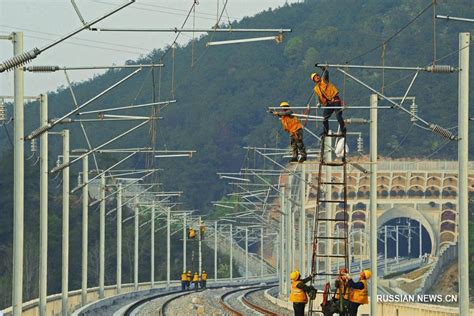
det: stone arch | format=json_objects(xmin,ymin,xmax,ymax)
[{"xmin": 378, "ymin": 206, "xmax": 437, "ymax": 255}]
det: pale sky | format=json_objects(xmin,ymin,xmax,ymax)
[{"xmin": 0, "ymin": 0, "xmax": 300, "ymax": 96}]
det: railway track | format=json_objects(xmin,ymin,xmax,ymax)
[
  {"xmin": 219, "ymin": 285, "xmax": 279, "ymax": 316},
  {"xmin": 124, "ymin": 282, "xmax": 276, "ymax": 315}
]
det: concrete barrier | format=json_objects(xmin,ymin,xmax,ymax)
[
  {"xmin": 415, "ymin": 242, "xmax": 457, "ymax": 295},
  {"xmin": 1, "ymin": 275, "xmax": 277, "ymax": 316}
]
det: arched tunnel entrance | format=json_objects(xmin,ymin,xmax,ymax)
[{"xmin": 377, "ymin": 217, "xmax": 433, "ymax": 259}]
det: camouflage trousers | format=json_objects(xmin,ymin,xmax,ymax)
[{"xmin": 290, "ymin": 129, "xmax": 307, "ymax": 159}]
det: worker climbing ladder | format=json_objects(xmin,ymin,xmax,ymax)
[{"xmin": 308, "ymin": 132, "xmax": 350, "ymax": 315}]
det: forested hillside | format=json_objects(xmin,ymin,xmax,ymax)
[{"xmin": 0, "ymin": 0, "xmax": 473, "ymax": 307}]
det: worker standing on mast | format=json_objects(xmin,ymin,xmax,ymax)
[
  {"xmin": 311, "ymin": 66, "xmax": 346, "ymax": 135},
  {"xmin": 270, "ymin": 101, "xmax": 307, "ymax": 163}
]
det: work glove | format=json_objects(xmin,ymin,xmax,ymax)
[{"xmin": 308, "ymin": 287, "xmax": 317, "ymax": 300}]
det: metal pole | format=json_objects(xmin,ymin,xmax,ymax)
[
  {"xmin": 116, "ymin": 184, "xmax": 122, "ymax": 294},
  {"xmin": 61, "ymin": 130, "xmax": 70, "ymax": 316},
  {"xmin": 325, "ymin": 136, "xmax": 332, "ymax": 282},
  {"xmin": 91, "ymin": 27, "xmax": 292, "ymax": 32},
  {"xmin": 286, "ymin": 177, "xmax": 292, "ymax": 296},
  {"xmin": 370, "ymin": 94, "xmax": 378, "ymax": 315},
  {"xmin": 396, "ymin": 225, "xmax": 399, "ymax": 264},
  {"xmin": 359, "ymin": 229, "xmax": 363, "ymax": 272},
  {"xmin": 291, "ymin": 206, "xmax": 296, "ymax": 272},
  {"xmin": 81, "ymin": 155, "xmax": 88, "ymax": 305},
  {"xmin": 198, "ymin": 217, "xmax": 202, "ymax": 276},
  {"xmin": 280, "ymin": 186, "xmax": 286, "ymax": 296},
  {"xmin": 384, "ymin": 226, "xmax": 388, "ymax": 274},
  {"xmin": 183, "ymin": 213, "xmax": 187, "ymax": 272},
  {"xmin": 260, "ymin": 227, "xmax": 264, "ymax": 277},
  {"xmin": 167, "ymin": 207, "xmax": 171, "ymax": 287},
  {"xmin": 214, "ymin": 221, "xmax": 218, "ymax": 280},
  {"xmin": 134, "ymin": 198, "xmax": 139, "ymax": 291},
  {"xmin": 245, "ymin": 227, "xmax": 249, "ymax": 280},
  {"xmin": 151, "ymin": 205, "xmax": 155, "ymax": 287},
  {"xmin": 99, "ymin": 174, "xmax": 105, "ymax": 298},
  {"xmin": 39, "ymin": 94, "xmax": 48, "ymax": 316},
  {"xmin": 419, "ymin": 221, "xmax": 422, "ymax": 257},
  {"xmin": 299, "ymin": 164, "xmax": 306, "ymax": 275},
  {"xmin": 408, "ymin": 220, "xmax": 411, "ymax": 255},
  {"xmin": 229, "ymin": 224, "xmax": 233, "ymax": 281},
  {"xmin": 307, "ymin": 220, "xmax": 312, "ymax": 276},
  {"xmin": 458, "ymin": 32, "xmax": 470, "ymax": 316},
  {"xmin": 12, "ymin": 32, "xmax": 24, "ymax": 316}
]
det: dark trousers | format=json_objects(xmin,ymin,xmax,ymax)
[
  {"xmin": 290, "ymin": 129, "xmax": 307, "ymax": 159},
  {"xmin": 347, "ymin": 301, "xmax": 361, "ymax": 316},
  {"xmin": 201, "ymin": 280, "xmax": 206, "ymax": 288},
  {"xmin": 322, "ymin": 101, "xmax": 345, "ymax": 134},
  {"xmin": 181, "ymin": 281, "xmax": 186, "ymax": 291},
  {"xmin": 194, "ymin": 281, "xmax": 199, "ymax": 291},
  {"xmin": 293, "ymin": 302, "xmax": 306, "ymax": 316}
]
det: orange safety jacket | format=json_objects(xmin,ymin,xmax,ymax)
[
  {"xmin": 334, "ymin": 278, "xmax": 349, "ymax": 300},
  {"xmin": 192, "ymin": 274, "xmax": 199, "ymax": 282},
  {"xmin": 201, "ymin": 273, "xmax": 207, "ymax": 281},
  {"xmin": 289, "ymin": 280, "xmax": 308, "ymax": 303},
  {"xmin": 181, "ymin": 273, "xmax": 188, "ymax": 281},
  {"xmin": 349, "ymin": 279, "xmax": 368, "ymax": 304},
  {"xmin": 314, "ymin": 79, "xmax": 339, "ymax": 106},
  {"xmin": 186, "ymin": 272, "xmax": 192, "ymax": 281},
  {"xmin": 280, "ymin": 115, "xmax": 302, "ymax": 135}
]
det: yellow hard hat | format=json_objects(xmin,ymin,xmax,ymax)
[
  {"xmin": 290, "ymin": 270, "xmax": 300, "ymax": 281},
  {"xmin": 311, "ymin": 73, "xmax": 318, "ymax": 81},
  {"xmin": 280, "ymin": 101, "xmax": 290, "ymax": 107},
  {"xmin": 362, "ymin": 270, "xmax": 372, "ymax": 279}
]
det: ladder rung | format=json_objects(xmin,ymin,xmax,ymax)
[
  {"xmin": 324, "ymin": 133, "xmax": 346, "ymax": 138},
  {"xmin": 321, "ymin": 181, "xmax": 345, "ymax": 185},
  {"xmin": 320, "ymin": 200, "xmax": 345, "ymax": 203},
  {"xmin": 315, "ymin": 236, "xmax": 348, "ymax": 240},
  {"xmin": 314, "ymin": 273, "xmax": 342, "ymax": 276},
  {"xmin": 315, "ymin": 218, "xmax": 341, "ymax": 222},
  {"xmin": 322, "ymin": 161, "xmax": 345, "ymax": 166}
]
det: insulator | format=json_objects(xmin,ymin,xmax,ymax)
[
  {"xmin": 56, "ymin": 158, "xmax": 61, "ymax": 167},
  {"xmin": 30, "ymin": 139, "xmax": 37, "ymax": 153},
  {"xmin": 26, "ymin": 65, "xmax": 60, "ymax": 72},
  {"xmin": 0, "ymin": 102, "xmax": 7, "ymax": 123},
  {"xmin": 425, "ymin": 65, "xmax": 455, "ymax": 73},
  {"xmin": 0, "ymin": 48, "xmax": 40, "ymax": 73},
  {"xmin": 345, "ymin": 118, "xmax": 369, "ymax": 125},
  {"xmin": 410, "ymin": 103, "xmax": 418, "ymax": 122},
  {"xmin": 275, "ymin": 33, "xmax": 284, "ymax": 44},
  {"xmin": 27, "ymin": 122, "xmax": 52, "ymax": 140},
  {"xmin": 429, "ymin": 124, "xmax": 457, "ymax": 140},
  {"xmin": 357, "ymin": 135, "xmax": 364, "ymax": 154},
  {"xmin": 77, "ymin": 174, "xmax": 82, "ymax": 187}
]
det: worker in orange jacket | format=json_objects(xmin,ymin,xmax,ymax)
[
  {"xmin": 271, "ymin": 101, "xmax": 307, "ymax": 163},
  {"xmin": 311, "ymin": 66, "xmax": 346, "ymax": 136},
  {"xmin": 346, "ymin": 270, "xmax": 371, "ymax": 316},
  {"xmin": 200, "ymin": 270, "xmax": 208, "ymax": 289},
  {"xmin": 192, "ymin": 272, "xmax": 200, "ymax": 291},
  {"xmin": 289, "ymin": 270, "xmax": 316, "ymax": 316},
  {"xmin": 180, "ymin": 271, "xmax": 188, "ymax": 291}
]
